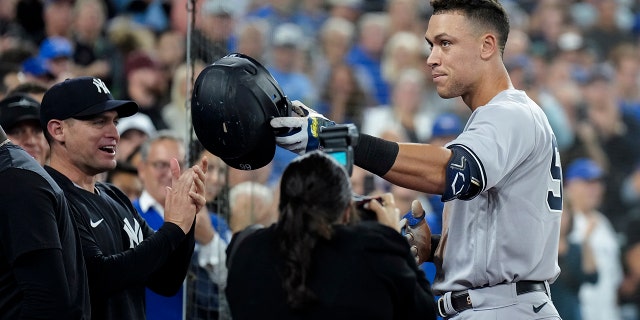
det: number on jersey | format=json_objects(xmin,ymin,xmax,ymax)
[{"xmin": 547, "ymin": 138, "xmax": 563, "ymax": 212}]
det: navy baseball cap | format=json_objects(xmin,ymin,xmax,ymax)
[
  {"xmin": 431, "ymin": 113, "xmax": 462, "ymax": 138},
  {"xmin": 0, "ymin": 93, "xmax": 41, "ymax": 131},
  {"xmin": 38, "ymin": 37, "xmax": 73, "ymax": 60},
  {"xmin": 40, "ymin": 77, "xmax": 138, "ymax": 129},
  {"xmin": 565, "ymin": 158, "xmax": 604, "ymax": 182}
]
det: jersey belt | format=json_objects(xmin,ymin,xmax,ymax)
[{"xmin": 437, "ymin": 281, "xmax": 548, "ymax": 318}]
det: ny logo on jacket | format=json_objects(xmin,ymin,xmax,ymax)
[{"xmin": 123, "ymin": 217, "xmax": 143, "ymax": 248}]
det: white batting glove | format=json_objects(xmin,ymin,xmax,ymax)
[{"xmin": 269, "ymin": 100, "xmax": 335, "ymax": 155}]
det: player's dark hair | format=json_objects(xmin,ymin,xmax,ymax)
[
  {"xmin": 430, "ymin": 0, "xmax": 510, "ymax": 56},
  {"xmin": 276, "ymin": 151, "xmax": 352, "ymax": 310},
  {"xmin": 40, "ymin": 108, "xmax": 57, "ymax": 143}
]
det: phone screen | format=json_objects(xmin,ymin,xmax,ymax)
[{"xmin": 327, "ymin": 150, "xmax": 348, "ymax": 167}]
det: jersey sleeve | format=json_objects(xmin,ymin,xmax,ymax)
[
  {"xmin": 73, "ymin": 184, "xmax": 193, "ymax": 298},
  {"xmin": 448, "ymin": 104, "xmax": 536, "ymax": 189},
  {"xmin": 79, "ymin": 218, "xmax": 188, "ymax": 298},
  {"xmin": 0, "ymin": 169, "xmax": 61, "ymax": 262},
  {"xmin": 146, "ymin": 222, "xmax": 196, "ymax": 296}
]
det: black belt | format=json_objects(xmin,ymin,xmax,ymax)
[{"xmin": 437, "ymin": 281, "xmax": 548, "ymax": 318}]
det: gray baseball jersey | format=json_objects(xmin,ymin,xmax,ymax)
[{"xmin": 433, "ymin": 89, "xmax": 562, "ymax": 295}]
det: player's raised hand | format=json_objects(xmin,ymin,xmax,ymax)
[
  {"xmin": 402, "ymin": 200, "xmax": 432, "ymax": 265},
  {"xmin": 164, "ymin": 158, "xmax": 201, "ymax": 234},
  {"xmin": 269, "ymin": 100, "xmax": 335, "ymax": 155},
  {"xmin": 189, "ymin": 156, "xmax": 208, "ymax": 214}
]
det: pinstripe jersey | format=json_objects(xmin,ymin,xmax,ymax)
[{"xmin": 433, "ymin": 89, "xmax": 562, "ymax": 295}]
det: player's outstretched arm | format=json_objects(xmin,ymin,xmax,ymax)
[
  {"xmin": 385, "ymin": 143, "xmax": 451, "ymax": 194},
  {"xmin": 354, "ymin": 134, "xmax": 452, "ymax": 195}
]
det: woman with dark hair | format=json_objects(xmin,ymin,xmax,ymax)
[{"xmin": 225, "ymin": 151, "xmax": 436, "ymax": 319}]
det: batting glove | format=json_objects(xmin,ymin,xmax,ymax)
[{"xmin": 269, "ymin": 100, "xmax": 335, "ymax": 155}]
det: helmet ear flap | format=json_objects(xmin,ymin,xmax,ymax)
[{"xmin": 191, "ymin": 53, "xmax": 288, "ymax": 171}]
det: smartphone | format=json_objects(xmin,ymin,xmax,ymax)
[{"xmin": 352, "ymin": 194, "xmax": 383, "ymax": 221}]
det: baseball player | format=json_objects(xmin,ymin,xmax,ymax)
[
  {"xmin": 270, "ymin": 1, "xmax": 563, "ymax": 319},
  {"xmin": 39, "ymin": 77, "xmax": 207, "ymax": 320}
]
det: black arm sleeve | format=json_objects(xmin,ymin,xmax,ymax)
[
  {"xmin": 81, "ymin": 221, "xmax": 188, "ymax": 298},
  {"xmin": 13, "ymin": 249, "xmax": 72, "ymax": 319},
  {"xmin": 66, "ymin": 182, "xmax": 194, "ymax": 299},
  {"xmin": 146, "ymin": 219, "xmax": 196, "ymax": 296},
  {"xmin": 353, "ymin": 134, "xmax": 399, "ymax": 177}
]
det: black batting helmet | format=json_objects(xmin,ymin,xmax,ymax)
[{"xmin": 191, "ymin": 53, "xmax": 291, "ymax": 170}]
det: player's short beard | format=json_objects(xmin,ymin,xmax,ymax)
[{"xmin": 436, "ymin": 79, "xmax": 466, "ymax": 100}]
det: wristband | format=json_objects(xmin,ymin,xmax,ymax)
[
  {"xmin": 402, "ymin": 210, "xmax": 426, "ymax": 228},
  {"xmin": 353, "ymin": 134, "xmax": 399, "ymax": 177}
]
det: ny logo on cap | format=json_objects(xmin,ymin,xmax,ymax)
[{"xmin": 92, "ymin": 78, "xmax": 111, "ymax": 95}]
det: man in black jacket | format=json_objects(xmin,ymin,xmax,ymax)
[
  {"xmin": 39, "ymin": 76, "xmax": 206, "ymax": 320},
  {"xmin": 0, "ymin": 124, "xmax": 90, "ymax": 319}
]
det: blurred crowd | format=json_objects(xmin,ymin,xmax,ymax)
[{"xmin": 2, "ymin": 0, "xmax": 640, "ymax": 319}]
